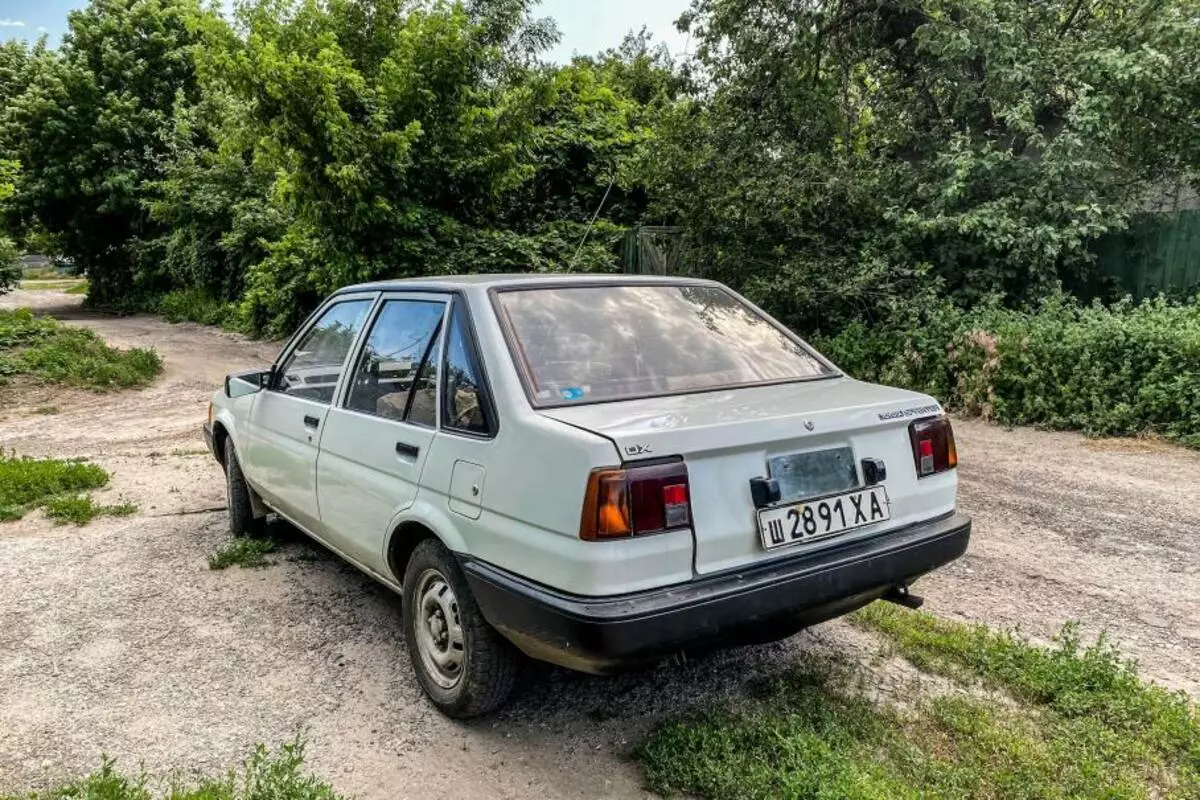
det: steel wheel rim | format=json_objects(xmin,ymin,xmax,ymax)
[{"xmin": 412, "ymin": 568, "xmax": 465, "ymax": 689}]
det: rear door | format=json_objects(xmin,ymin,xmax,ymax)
[
  {"xmin": 315, "ymin": 293, "xmax": 449, "ymax": 571},
  {"xmin": 243, "ymin": 295, "xmax": 376, "ymax": 533}
]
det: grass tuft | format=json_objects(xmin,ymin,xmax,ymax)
[
  {"xmin": 0, "ymin": 452, "xmax": 108, "ymax": 512},
  {"xmin": 0, "ymin": 738, "xmax": 342, "ymax": 800},
  {"xmin": 43, "ymin": 494, "xmax": 137, "ymax": 525},
  {"xmin": 637, "ymin": 607, "xmax": 1200, "ymax": 799},
  {"xmin": 0, "ymin": 308, "xmax": 162, "ymax": 390},
  {"xmin": 208, "ymin": 536, "xmax": 278, "ymax": 570},
  {"xmin": 0, "ymin": 453, "xmax": 135, "ymax": 525}
]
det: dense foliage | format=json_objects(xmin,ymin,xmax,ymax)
[
  {"xmin": 819, "ymin": 295, "xmax": 1200, "ymax": 446},
  {"xmin": 639, "ymin": 0, "xmax": 1200, "ymax": 331},
  {"xmin": 0, "ymin": 0, "xmax": 1197, "ymax": 437}
]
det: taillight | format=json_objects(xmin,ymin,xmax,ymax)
[
  {"xmin": 580, "ymin": 460, "xmax": 692, "ymax": 540},
  {"xmin": 909, "ymin": 416, "xmax": 958, "ymax": 478}
]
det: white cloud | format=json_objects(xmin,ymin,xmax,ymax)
[
  {"xmin": 37, "ymin": 26, "xmax": 47, "ymax": 32},
  {"xmin": 0, "ymin": 19, "xmax": 27, "ymax": 27}
]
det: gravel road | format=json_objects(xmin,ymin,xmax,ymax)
[{"xmin": 2, "ymin": 287, "xmax": 1197, "ymax": 798}]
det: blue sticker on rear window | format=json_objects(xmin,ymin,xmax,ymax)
[{"xmin": 559, "ymin": 387, "xmax": 585, "ymax": 401}]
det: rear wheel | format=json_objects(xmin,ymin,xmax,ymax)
[
  {"xmin": 223, "ymin": 438, "xmax": 263, "ymax": 537},
  {"xmin": 402, "ymin": 538, "xmax": 519, "ymax": 717}
]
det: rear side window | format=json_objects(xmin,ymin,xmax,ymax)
[
  {"xmin": 442, "ymin": 303, "xmax": 493, "ymax": 436},
  {"xmin": 495, "ymin": 284, "xmax": 834, "ymax": 406},
  {"xmin": 345, "ymin": 300, "xmax": 445, "ymax": 425}
]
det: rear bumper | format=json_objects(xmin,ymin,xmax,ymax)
[{"xmin": 463, "ymin": 513, "xmax": 971, "ymax": 673}]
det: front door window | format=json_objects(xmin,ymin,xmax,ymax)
[{"xmin": 275, "ymin": 300, "xmax": 373, "ymax": 404}]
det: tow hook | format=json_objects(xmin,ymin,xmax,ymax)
[{"xmin": 882, "ymin": 585, "xmax": 924, "ymax": 610}]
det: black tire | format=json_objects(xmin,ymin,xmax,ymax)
[
  {"xmin": 402, "ymin": 538, "xmax": 519, "ymax": 718},
  {"xmin": 223, "ymin": 438, "xmax": 263, "ymax": 537}
]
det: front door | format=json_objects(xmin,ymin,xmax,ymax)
[
  {"xmin": 243, "ymin": 296, "xmax": 375, "ymax": 533},
  {"xmin": 316, "ymin": 295, "xmax": 449, "ymax": 570}
]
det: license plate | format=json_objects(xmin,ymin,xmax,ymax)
[{"xmin": 758, "ymin": 486, "xmax": 890, "ymax": 550}]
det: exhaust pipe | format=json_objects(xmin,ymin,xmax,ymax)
[{"xmin": 882, "ymin": 585, "xmax": 924, "ymax": 610}]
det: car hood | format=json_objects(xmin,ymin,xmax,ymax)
[{"xmin": 538, "ymin": 377, "xmax": 943, "ymax": 458}]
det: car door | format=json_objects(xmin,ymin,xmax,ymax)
[
  {"xmin": 243, "ymin": 295, "xmax": 376, "ymax": 533},
  {"xmin": 416, "ymin": 298, "xmax": 499, "ymax": 550},
  {"xmin": 315, "ymin": 294, "xmax": 449, "ymax": 570}
]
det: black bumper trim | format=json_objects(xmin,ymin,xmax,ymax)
[{"xmin": 463, "ymin": 513, "xmax": 971, "ymax": 673}]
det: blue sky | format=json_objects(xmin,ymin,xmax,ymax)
[{"xmin": 0, "ymin": 0, "xmax": 692, "ymax": 61}]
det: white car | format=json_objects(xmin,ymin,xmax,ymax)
[{"xmin": 204, "ymin": 275, "xmax": 970, "ymax": 716}]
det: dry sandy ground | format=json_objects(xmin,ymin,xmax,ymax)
[{"xmin": 1, "ymin": 287, "xmax": 1197, "ymax": 798}]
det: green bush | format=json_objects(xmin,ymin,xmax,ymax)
[
  {"xmin": 158, "ymin": 287, "xmax": 241, "ymax": 329},
  {"xmin": 817, "ymin": 294, "xmax": 1200, "ymax": 447}
]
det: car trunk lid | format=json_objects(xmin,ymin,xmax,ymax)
[{"xmin": 540, "ymin": 377, "xmax": 957, "ymax": 575}]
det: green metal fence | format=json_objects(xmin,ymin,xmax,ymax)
[{"xmin": 1093, "ymin": 210, "xmax": 1200, "ymax": 297}]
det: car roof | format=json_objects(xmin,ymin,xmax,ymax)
[{"xmin": 334, "ymin": 273, "xmax": 720, "ymax": 294}]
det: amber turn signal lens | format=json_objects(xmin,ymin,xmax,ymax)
[
  {"xmin": 581, "ymin": 469, "xmax": 632, "ymax": 540},
  {"xmin": 580, "ymin": 460, "xmax": 693, "ymax": 540}
]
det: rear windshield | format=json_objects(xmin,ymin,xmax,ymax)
[{"xmin": 495, "ymin": 284, "xmax": 836, "ymax": 406}]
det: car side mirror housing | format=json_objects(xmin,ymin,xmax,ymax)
[{"xmin": 224, "ymin": 367, "xmax": 272, "ymax": 399}]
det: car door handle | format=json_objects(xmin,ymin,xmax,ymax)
[
  {"xmin": 395, "ymin": 442, "xmax": 420, "ymax": 458},
  {"xmin": 303, "ymin": 415, "xmax": 320, "ymax": 429}
]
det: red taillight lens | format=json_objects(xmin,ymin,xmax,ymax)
[
  {"xmin": 581, "ymin": 460, "xmax": 692, "ymax": 540},
  {"xmin": 909, "ymin": 416, "xmax": 958, "ymax": 478}
]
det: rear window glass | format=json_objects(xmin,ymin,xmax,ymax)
[{"xmin": 495, "ymin": 284, "xmax": 835, "ymax": 405}]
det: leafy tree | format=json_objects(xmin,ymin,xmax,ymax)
[
  {"xmin": 3, "ymin": 0, "xmax": 207, "ymax": 304},
  {"xmin": 640, "ymin": 0, "xmax": 1200, "ymax": 332},
  {"xmin": 0, "ymin": 160, "xmax": 19, "ymax": 291},
  {"xmin": 192, "ymin": 0, "xmax": 677, "ymax": 334}
]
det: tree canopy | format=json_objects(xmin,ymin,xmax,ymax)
[{"xmin": 0, "ymin": 0, "xmax": 1196, "ymax": 331}]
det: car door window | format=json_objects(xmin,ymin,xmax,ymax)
[
  {"xmin": 442, "ymin": 303, "xmax": 493, "ymax": 436},
  {"xmin": 345, "ymin": 300, "xmax": 446, "ymax": 425},
  {"xmin": 275, "ymin": 300, "xmax": 373, "ymax": 403}
]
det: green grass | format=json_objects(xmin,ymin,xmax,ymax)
[
  {"xmin": 0, "ymin": 452, "xmax": 109, "ymax": 519},
  {"xmin": 18, "ymin": 279, "xmax": 84, "ymax": 291},
  {"xmin": 208, "ymin": 536, "xmax": 279, "ymax": 570},
  {"xmin": 0, "ymin": 308, "xmax": 162, "ymax": 390},
  {"xmin": 0, "ymin": 453, "xmax": 135, "ymax": 525},
  {"xmin": 636, "ymin": 606, "xmax": 1200, "ymax": 799},
  {"xmin": 43, "ymin": 494, "xmax": 137, "ymax": 525},
  {"xmin": 852, "ymin": 603, "xmax": 1200, "ymax": 773},
  {"xmin": 0, "ymin": 739, "xmax": 342, "ymax": 800},
  {"xmin": 64, "ymin": 280, "xmax": 89, "ymax": 295}
]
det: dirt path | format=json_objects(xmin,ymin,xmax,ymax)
[{"xmin": 1, "ymin": 287, "xmax": 1197, "ymax": 798}]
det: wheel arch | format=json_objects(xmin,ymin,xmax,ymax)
[
  {"xmin": 384, "ymin": 503, "xmax": 469, "ymax": 585},
  {"xmin": 211, "ymin": 419, "xmax": 230, "ymax": 468}
]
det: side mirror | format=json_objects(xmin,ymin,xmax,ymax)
[{"xmin": 224, "ymin": 367, "xmax": 272, "ymax": 399}]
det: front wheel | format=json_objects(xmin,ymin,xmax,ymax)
[
  {"xmin": 223, "ymin": 438, "xmax": 264, "ymax": 537},
  {"xmin": 402, "ymin": 538, "xmax": 519, "ymax": 717}
]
